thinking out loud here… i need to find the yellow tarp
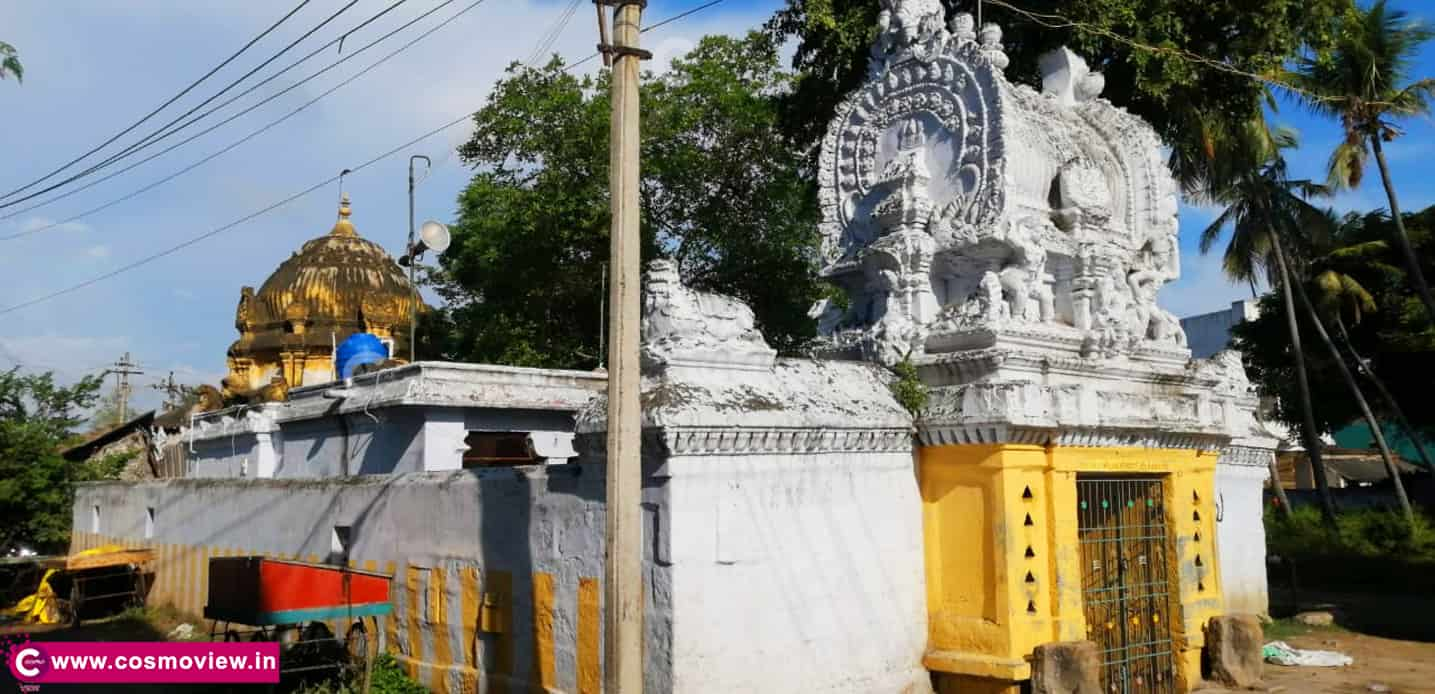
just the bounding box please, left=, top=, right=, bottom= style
left=7, top=544, right=126, bottom=624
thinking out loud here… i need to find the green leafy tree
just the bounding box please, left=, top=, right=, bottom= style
left=766, top=0, right=1347, bottom=187
left=1291, top=0, right=1435, bottom=323
left=1235, top=207, right=1435, bottom=460
left=0, top=369, right=104, bottom=554
left=1284, top=215, right=1413, bottom=524
left=1306, top=209, right=1433, bottom=474
left=1197, top=124, right=1338, bottom=525
left=0, top=41, right=21, bottom=83
left=432, top=33, right=822, bottom=368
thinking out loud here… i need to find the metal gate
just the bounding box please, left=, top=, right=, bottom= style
left=1077, top=476, right=1177, bottom=694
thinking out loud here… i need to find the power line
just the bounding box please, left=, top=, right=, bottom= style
left=0, top=0, right=315, bottom=204
left=0, top=0, right=364, bottom=212
left=643, top=0, right=725, bottom=34
left=982, top=0, right=1398, bottom=108
left=567, top=1, right=724, bottom=71
left=527, top=0, right=583, bottom=67
left=0, top=0, right=730, bottom=316
left=2, top=0, right=489, bottom=241
left=0, top=0, right=421, bottom=227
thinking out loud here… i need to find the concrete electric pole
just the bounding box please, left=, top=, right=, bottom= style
left=110, top=352, right=142, bottom=424
left=597, top=1, right=649, bottom=691
left=150, top=371, right=186, bottom=409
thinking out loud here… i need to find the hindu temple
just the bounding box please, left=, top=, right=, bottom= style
left=223, top=194, right=422, bottom=396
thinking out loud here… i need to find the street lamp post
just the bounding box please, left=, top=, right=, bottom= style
left=406, top=155, right=432, bottom=362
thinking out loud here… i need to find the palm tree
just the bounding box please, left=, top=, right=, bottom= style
left=0, top=41, right=20, bottom=83
left=1309, top=210, right=1434, bottom=475
left=1197, top=122, right=1339, bottom=527
left=1292, top=211, right=1413, bottom=524
left=1291, top=0, right=1435, bottom=323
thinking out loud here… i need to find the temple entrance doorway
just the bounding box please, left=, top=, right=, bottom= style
left=1077, top=475, right=1178, bottom=694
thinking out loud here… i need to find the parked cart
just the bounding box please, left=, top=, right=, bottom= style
left=40, top=547, right=154, bottom=625
left=203, top=556, right=392, bottom=684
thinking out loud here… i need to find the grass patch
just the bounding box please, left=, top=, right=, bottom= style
left=1264, top=617, right=1348, bottom=642
left=1267, top=505, right=1435, bottom=561
left=294, top=654, right=429, bottom=694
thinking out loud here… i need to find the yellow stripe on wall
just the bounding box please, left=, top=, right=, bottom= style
left=188, top=544, right=202, bottom=615
left=406, top=566, right=424, bottom=678
left=199, top=546, right=211, bottom=618
left=430, top=568, right=452, bottom=692
left=158, top=544, right=173, bottom=607
left=531, top=572, right=557, bottom=690
left=384, top=561, right=399, bottom=653
left=460, top=566, right=480, bottom=693
left=578, top=577, right=601, bottom=694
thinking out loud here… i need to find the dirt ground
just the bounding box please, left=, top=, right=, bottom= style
left=1259, top=627, right=1435, bottom=693
left=1198, top=588, right=1435, bottom=694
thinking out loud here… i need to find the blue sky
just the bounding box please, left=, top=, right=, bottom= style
left=1, top=1, right=1431, bottom=416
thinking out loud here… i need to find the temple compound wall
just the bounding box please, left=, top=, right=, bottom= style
left=74, top=471, right=610, bottom=694
left=72, top=263, right=929, bottom=693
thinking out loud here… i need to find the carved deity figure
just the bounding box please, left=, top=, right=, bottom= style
left=1125, top=230, right=1186, bottom=345
left=876, top=0, right=944, bottom=54
left=872, top=119, right=935, bottom=237
left=996, top=219, right=1055, bottom=322
left=966, top=270, right=1009, bottom=324
left=235, top=286, right=255, bottom=333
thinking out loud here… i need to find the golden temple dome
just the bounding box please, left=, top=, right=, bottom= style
left=225, top=194, right=422, bottom=392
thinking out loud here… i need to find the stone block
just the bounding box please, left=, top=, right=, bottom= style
left=1203, top=614, right=1264, bottom=688
left=1030, top=641, right=1101, bottom=694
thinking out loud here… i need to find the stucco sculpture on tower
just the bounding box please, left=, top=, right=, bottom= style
left=816, top=3, right=1185, bottom=364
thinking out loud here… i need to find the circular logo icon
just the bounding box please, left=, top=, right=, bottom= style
left=9, top=644, right=49, bottom=681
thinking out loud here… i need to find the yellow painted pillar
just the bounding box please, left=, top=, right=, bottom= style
left=578, top=577, right=602, bottom=694
left=530, top=572, right=557, bottom=689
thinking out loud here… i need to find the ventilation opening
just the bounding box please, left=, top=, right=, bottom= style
left=463, top=432, right=539, bottom=467
left=145, top=507, right=156, bottom=539
left=330, top=525, right=353, bottom=564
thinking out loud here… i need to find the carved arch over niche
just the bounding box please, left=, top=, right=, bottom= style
left=819, top=43, right=1008, bottom=265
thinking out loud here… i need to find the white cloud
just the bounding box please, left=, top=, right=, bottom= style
left=173, top=288, right=196, bottom=300
left=652, top=36, right=697, bottom=72
left=85, top=244, right=110, bottom=258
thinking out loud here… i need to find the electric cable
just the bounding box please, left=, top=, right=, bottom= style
left=0, top=0, right=731, bottom=315
left=0, top=0, right=315, bottom=203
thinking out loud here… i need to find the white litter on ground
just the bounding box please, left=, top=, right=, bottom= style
left=1263, top=640, right=1354, bottom=667
left=166, top=623, right=196, bottom=640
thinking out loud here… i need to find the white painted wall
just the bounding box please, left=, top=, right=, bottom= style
left=663, top=451, right=930, bottom=693
left=1215, top=457, right=1271, bottom=617
left=1181, top=300, right=1259, bottom=359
